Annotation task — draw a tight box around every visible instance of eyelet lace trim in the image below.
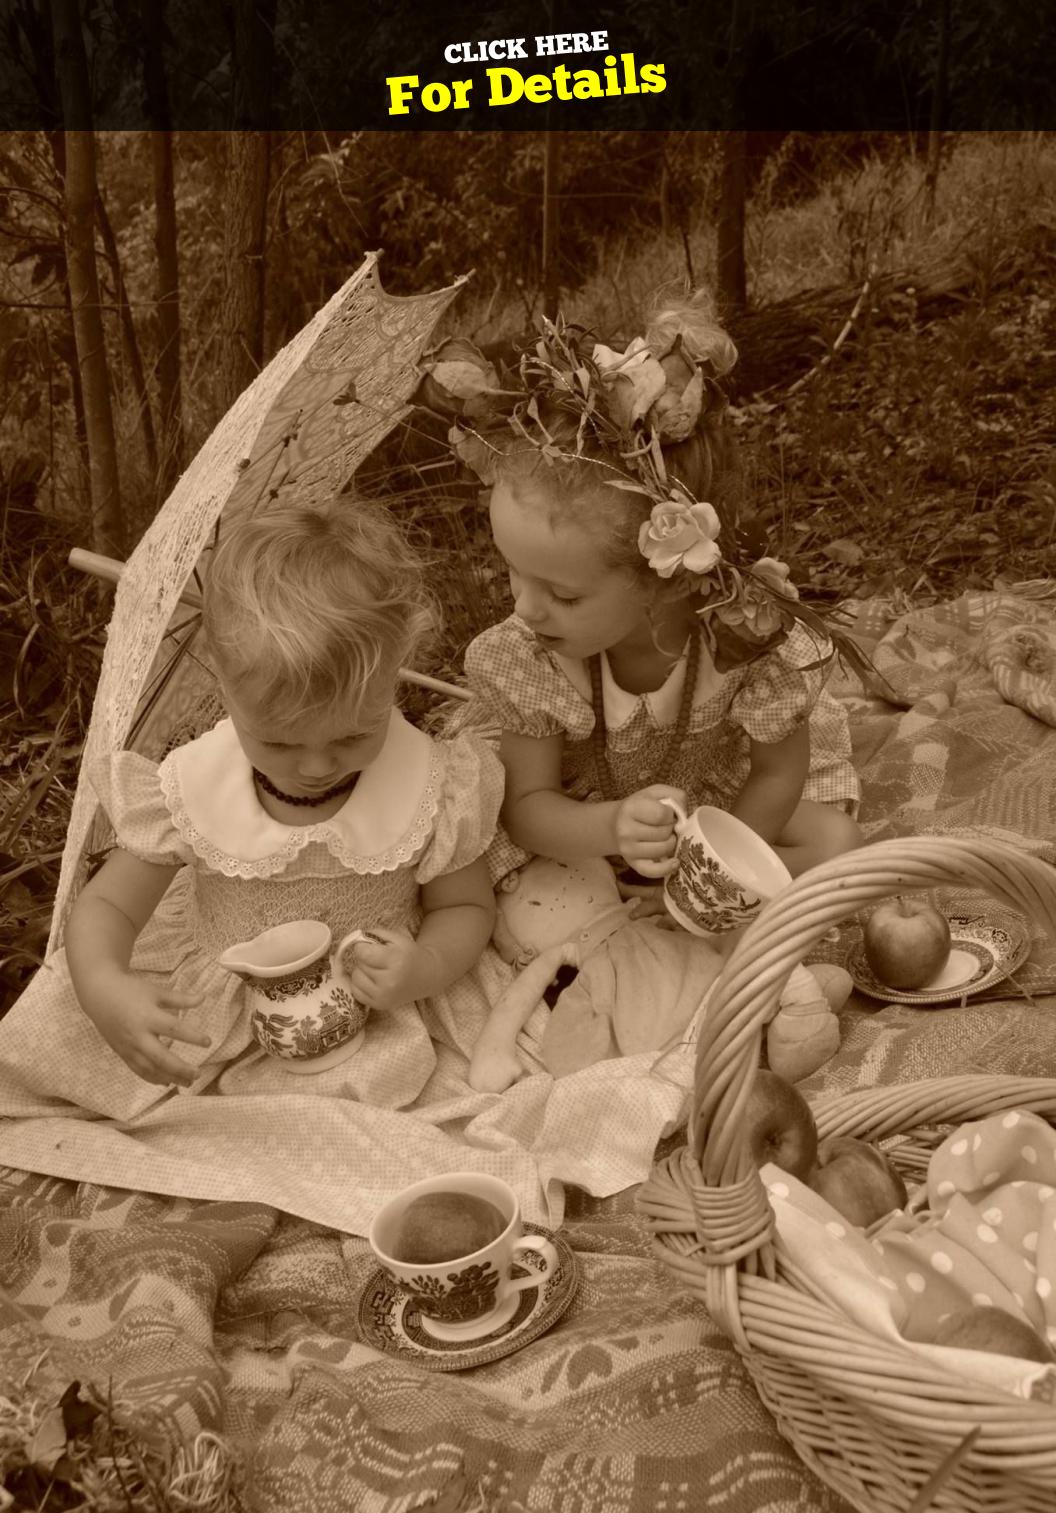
[158,744,444,879]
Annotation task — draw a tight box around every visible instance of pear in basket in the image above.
[931,1303,1055,1364]
[807,1135,908,1228]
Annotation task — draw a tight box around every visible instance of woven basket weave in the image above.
[639,835,1056,1513]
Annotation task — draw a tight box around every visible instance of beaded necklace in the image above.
[252,768,360,808]
[587,625,701,802]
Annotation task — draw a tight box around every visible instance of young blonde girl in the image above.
[0,501,501,1118]
[436,291,861,892]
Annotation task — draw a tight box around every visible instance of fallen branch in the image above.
[763,272,874,401]
[726,246,1034,399]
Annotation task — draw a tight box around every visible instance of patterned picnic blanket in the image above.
[3,587,1056,1513]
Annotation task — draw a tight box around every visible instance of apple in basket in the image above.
[744,1069,819,1182]
[807,1135,908,1228]
[931,1303,1055,1364]
[862,896,952,991]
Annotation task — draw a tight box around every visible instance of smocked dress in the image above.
[464,614,860,882]
[0,711,505,1122]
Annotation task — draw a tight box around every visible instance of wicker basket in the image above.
[638,835,1056,1513]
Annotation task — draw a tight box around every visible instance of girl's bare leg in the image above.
[773,800,863,878]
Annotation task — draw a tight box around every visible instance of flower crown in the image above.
[418,316,869,678]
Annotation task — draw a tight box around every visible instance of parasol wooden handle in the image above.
[68,548,472,702]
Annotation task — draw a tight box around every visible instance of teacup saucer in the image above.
[846,905,1031,1006]
[358,1225,578,1372]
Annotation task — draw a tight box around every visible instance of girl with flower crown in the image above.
[428,290,862,893]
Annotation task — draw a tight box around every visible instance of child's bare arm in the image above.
[730,724,811,844]
[414,856,496,990]
[500,731,681,872]
[65,849,210,1086]
[345,856,496,1009]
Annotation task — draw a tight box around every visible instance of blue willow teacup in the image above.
[369,1172,559,1342]
[661,801,792,940]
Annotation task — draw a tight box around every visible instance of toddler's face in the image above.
[225,686,392,799]
[490,479,653,661]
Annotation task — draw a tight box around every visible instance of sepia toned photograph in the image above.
[1,2,1056,1509]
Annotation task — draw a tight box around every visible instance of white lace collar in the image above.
[158,711,440,877]
[553,639,723,728]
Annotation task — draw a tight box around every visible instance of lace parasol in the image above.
[51,253,468,948]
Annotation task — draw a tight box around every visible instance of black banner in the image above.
[2,0,1054,131]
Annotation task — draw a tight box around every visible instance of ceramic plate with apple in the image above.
[846,895,1031,1006]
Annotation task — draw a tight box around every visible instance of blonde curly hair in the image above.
[203,499,434,725]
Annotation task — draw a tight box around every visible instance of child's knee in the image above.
[817,806,863,860]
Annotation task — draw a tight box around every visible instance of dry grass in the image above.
[745,132,1056,300]
[0,513,105,1007]
[0,1365,245,1511]
[553,133,1055,334]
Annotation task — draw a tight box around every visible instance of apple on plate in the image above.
[743,1068,819,1181]
[807,1135,908,1228]
[862,896,952,991]
[931,1304,1054,1364]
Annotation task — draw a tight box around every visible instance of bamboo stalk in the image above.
[67,548,472,701]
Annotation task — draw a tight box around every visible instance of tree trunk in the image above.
[231,0,277,127]
[218,0,277,410]
[96,187,159,498]
[924,0,953,220]
[150,129,183,494]
[541,130,561,321]
[220,130,271,409]
[141,0,184,495]
[716,130,748,315]
[51,0,124,555]
[46,130,92,524]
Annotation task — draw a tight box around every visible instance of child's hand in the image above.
[613,784,685,878]
[342,927,437,1010]
[82,973,209,1088]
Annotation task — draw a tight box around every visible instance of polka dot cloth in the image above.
[878,1111,1056,1351]
[761,1110,1056,1400]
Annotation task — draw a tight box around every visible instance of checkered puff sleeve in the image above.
[728,621,832,745]
[464,617,594,742]
[414,731,506,884]
[87,750,194,867]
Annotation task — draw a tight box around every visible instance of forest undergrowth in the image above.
[1,138,1054,1014]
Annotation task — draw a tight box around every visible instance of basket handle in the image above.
[690,835,1056,1188]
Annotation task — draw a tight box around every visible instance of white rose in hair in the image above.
[649,367,705,442]
[638,498,722,579]
[750,557,800,599]
[420,338,500,408]
[592,337,667,430]
[716,558,800,638]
